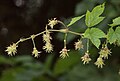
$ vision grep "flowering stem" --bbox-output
[64,33,68,48]
[58,21,67,28]
[16,29,83,45]
[32,38,36,48]
[87,39,89,53]
[68,30,83,36]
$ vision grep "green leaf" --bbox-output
[85,3,105,27]
[107,26,120,44]
[110,17,120,27]
[84,28,106,38]
[84,28,106,48]
[115,26,120,44]
[107,28,116,44]
[91,3,105,17]
[91,37,101,49]
[67,15,84,27]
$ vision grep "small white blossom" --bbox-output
[48,18,58,29]
[94,57,105,68]
[74,40,83,50]
[59,48,70,59]
[32,47,41,58]
[43,42,53,53]
[99,45,111,59]
[81,52,91,64]
[5,43,18,56]
[43,32,52,43]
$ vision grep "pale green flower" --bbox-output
[74,40,83,50]
[94,57,105,68]
[5,43,18,56]
[81,52,91,64]
[43,32,52,43]
[43,42,53,53]
[48,18,58,29]
[59,48,70,59]
[32,47,41,58]
[99,45,111,59]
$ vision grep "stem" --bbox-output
[68,30,83,36]
[15,29,83,44]
[58,21,67,28]
[64,33,67,48]
[87,39,89,53]
[32,38,36,48]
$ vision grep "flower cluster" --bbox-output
[43,31,52,43]
[43,42,53,53]
[5,43,18,56]
[48,18,58,29]
[94,57,105,68]
[43,30,53,53]
[74,40,83,50]
[32,47,41,58]
[99,45,111,59]
[59,48,70,59]
[81,52,91,64]
[94,44,111,68]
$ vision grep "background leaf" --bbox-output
[53,51,80,76]
[110,17,120,27]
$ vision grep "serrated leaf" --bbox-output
[91,38,101,49]
[84,28,106,38]
[91,3,105,17]
[90,28,106,38]
[67,15,84,27]
[84,28,105,48]
[85,3,105,27]
[115,26,120,43]
[110,17,120,27]
[85,10,91,27]
[107,28,116,44]
[107,26,120,44]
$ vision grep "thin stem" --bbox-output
[58,21,67,28]
[87,39,89,53]
[35,31,47,37]
[15,28,83,45]
[64,33,67,48]
[16,40,21,45]
[68,30,83,36]
[32,38,36,48]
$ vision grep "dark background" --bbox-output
[0,0,120,81]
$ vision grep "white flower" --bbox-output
[32,47,41,58]
[43,32,52,43]
[74,40,83,50]
[59,48,70,59]
[5,43,18,56]
[99,45,111,59]
[94,57,105,68]
[43,42,53,53]
[81,52,91,64]
[48,18,58,29]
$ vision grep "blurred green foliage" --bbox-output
[0,50,120,81]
